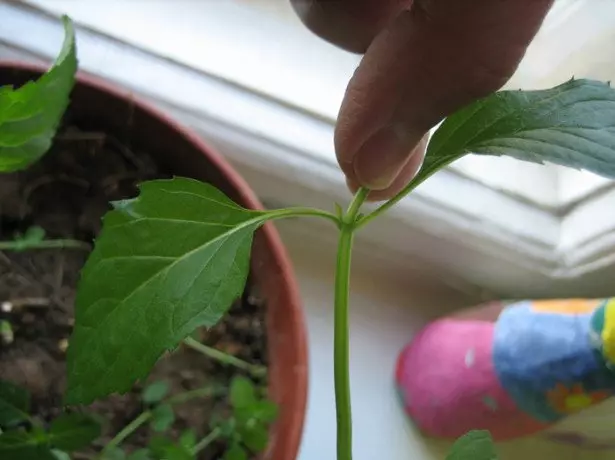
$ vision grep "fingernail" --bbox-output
[352,126,413,190]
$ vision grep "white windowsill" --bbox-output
[20,0,615,211]
[2,1,615,300]
[282,239,605,460]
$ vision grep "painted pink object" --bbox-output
[396,318,549,440]
[396,298,615,442]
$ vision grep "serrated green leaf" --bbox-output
[141,381,170,405]
[66,177,268,404]
[150,404,175,433]
[417,79,615,189]
[49,413,101,451]
[178,429,196,450]
[223,443,247,460]
[230,377,256,410]
[0,430,56,460]
[239,423,269,453]
[0,381,31,428]
[0,16,77,172]
[445,431,497,460]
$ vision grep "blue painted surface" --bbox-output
[492,302,615,422]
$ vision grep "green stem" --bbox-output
[192,427,222,454]
[345,188,370,221]
[334,229,354,460]
[166,385,225,405]
[355,158,455,228]
[267,207,340,226]
[355,181,422,228]
[98,385,222,458]
[0,239,90,251]
[100,411,152,457]
[333,187,368,460]
[184,337,267,378]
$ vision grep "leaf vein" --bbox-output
[108,217,236,230]
[75,217,264,396]
[161,189,249,212]
[458,85,596,152]
[476,137,610,165]
[169,238,226,335]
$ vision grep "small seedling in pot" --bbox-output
[111,376,278,460]
[2,14,615,460]
[0,341,274,459]
[0,226,90,252]
[0,18,277,460]
[94,371,276,459]
[216,376,279,460]
[0,379,101,460]
[0,320,13,345]
[95,378,216,459]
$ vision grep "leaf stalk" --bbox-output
[354,163,448,229]
[192,427,222,454]
[99,411,152,458]
[183,337,267,378]
[98,385,223,458]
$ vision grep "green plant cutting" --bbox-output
[2,15,615,460]
[0,374,275,460]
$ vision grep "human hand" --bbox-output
[290,0,555,200]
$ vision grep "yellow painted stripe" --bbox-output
[532,299,602,315]
[601,299,615,364]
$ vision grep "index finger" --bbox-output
[292,0,555,197]
[335,0,555,190]
[289,0,405,53]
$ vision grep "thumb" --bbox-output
[335,0,554,197]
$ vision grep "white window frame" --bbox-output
[3,0,615,299]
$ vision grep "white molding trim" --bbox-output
[22,0,610,210]
[2,2,615,299]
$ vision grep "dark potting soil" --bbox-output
[0,112,269,459]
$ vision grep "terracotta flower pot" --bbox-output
[0,62,308,460]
